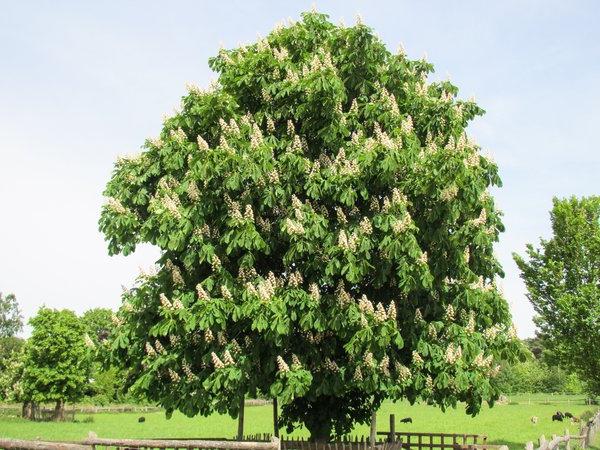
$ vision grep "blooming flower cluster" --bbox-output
[308,283,320,301]
[363,351,375,368]
[223,350,235,366]
[353,366,363,381]
[484,325,501,341]
[374,302,387,322]
[277,355,290,373]
[210,254,222,271]
[168,368,181,383]
[170,128,187,145]
[220,285,233,301]
[182,361,195,381]
[197,135,209,150]
[379,355,390,376]
[472,209,487,226]
[106,197,128,215]
[166,259,185,286]
[145,342,156,356]
[324,357,340,372]
[288,270,303,287]
[412,351,424,366]
[160,293,172,309]
[338,230,359,251]
[395,362,411,383]
[440,184,458,202]
[359,217,373,235]
[391,214,412,234]
[211,352,225,369]
[358,295,374,315]
[445,304,455,321]
[444,343,462,365]
[196,284,210,301]
[284,218,305,235]
[387,302,397,320]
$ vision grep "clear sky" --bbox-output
[1,1,598,337]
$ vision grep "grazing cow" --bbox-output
[564,412,574,419]
[531,416,538,424]
[400,417,413,423]
[552,412,564,422]
[138,416,146,423]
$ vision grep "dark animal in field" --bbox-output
[400,417,413,423]
[552,412,564,422]
[564,412,574,419]
[138,416,146,423]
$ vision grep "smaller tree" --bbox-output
[21,308,91,420]
[514,196,600,394]
[0,292,23,337]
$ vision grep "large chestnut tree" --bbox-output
[100,11,520,440]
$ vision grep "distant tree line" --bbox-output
[496,337,585,395]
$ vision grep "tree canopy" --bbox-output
[0,292,23,338]
[514,196,600,394]
[100,11,520,439]
[21,307,91,420]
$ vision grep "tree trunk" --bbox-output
[22,401,40,420]
[22,401,31,420]
[306,420,331,443]
[53,399,65,422]
[237,396,244,440]
[273,398,279,438]
[369,411,377,447]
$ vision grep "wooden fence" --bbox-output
[376,431,489,450]
[280,436,401,450]
[524,410,600,450]
[376,414,492,450]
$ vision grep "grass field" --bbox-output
[0,395,597,450]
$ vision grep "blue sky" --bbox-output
[1,1,598,337]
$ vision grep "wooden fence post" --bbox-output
[389,414,396,443]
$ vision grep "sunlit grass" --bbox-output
[0,394,596,450]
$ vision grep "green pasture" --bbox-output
[0,395,597,450]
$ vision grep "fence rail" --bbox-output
[0,436,281,450]
[0,440,90,450]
